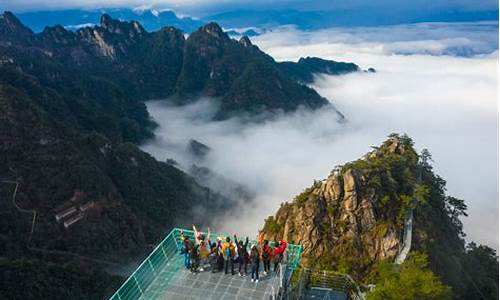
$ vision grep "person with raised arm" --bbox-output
[273,240,288,274]
[192,225,211,271]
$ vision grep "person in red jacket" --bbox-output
[273,240,288,272]
[261,240,272,275]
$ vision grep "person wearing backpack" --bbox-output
[221,236,236,275]
[261,239,272,275]
[249,245,260,283]
[234,234,249,276]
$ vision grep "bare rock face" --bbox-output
[262,136,419,277]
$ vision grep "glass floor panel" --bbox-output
[141,257,279,300]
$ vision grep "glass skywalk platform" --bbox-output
[110,228,303,300]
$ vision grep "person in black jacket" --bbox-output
[234,234,249,276]
[209,242,219,273]
[216,239,224,272]
[249,245,260,283]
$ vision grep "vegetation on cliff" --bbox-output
[262,133,498,299]
[366,252,452,300]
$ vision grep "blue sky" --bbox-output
[1,0,498,17]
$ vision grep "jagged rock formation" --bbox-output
[262,134,492,299]
[263,136,416,276]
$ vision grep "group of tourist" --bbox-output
[180,226,288,283]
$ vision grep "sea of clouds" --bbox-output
[142,21,498,248]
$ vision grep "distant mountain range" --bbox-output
[17,8,204,33]
[206,8,499,30]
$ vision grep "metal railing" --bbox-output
[285,268,365,300]
[109,228,303,300]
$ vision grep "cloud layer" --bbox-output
[142,21,498,248]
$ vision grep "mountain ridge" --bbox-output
[1,11,358,133]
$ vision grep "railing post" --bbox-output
[133,275,143,295]
[297,268,305,300]
[161,243,168,259]
[148,260,155,273]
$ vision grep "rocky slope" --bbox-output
[262,134,497,299]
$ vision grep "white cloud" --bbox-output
[253,22,498,59]
[142,22,498,249]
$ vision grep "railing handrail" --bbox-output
[109,228,177,299]
[292,267,366,300]
[109,227,304,300]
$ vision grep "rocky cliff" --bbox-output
[262,134,496,299]
[263,135,418,276]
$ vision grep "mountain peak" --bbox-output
[260,134,420,270]
[1,11,19,23]
[0,11,34,41]
[239,36,252,47]
[200,22,227,39]
[100,13,113,28]
[40,25,76,45]
[99,14,145,35]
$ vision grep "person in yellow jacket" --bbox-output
[221,236,236,275]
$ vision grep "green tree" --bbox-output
[445,196,468,236]
[366,252,452,300]
[461,242,499,300]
